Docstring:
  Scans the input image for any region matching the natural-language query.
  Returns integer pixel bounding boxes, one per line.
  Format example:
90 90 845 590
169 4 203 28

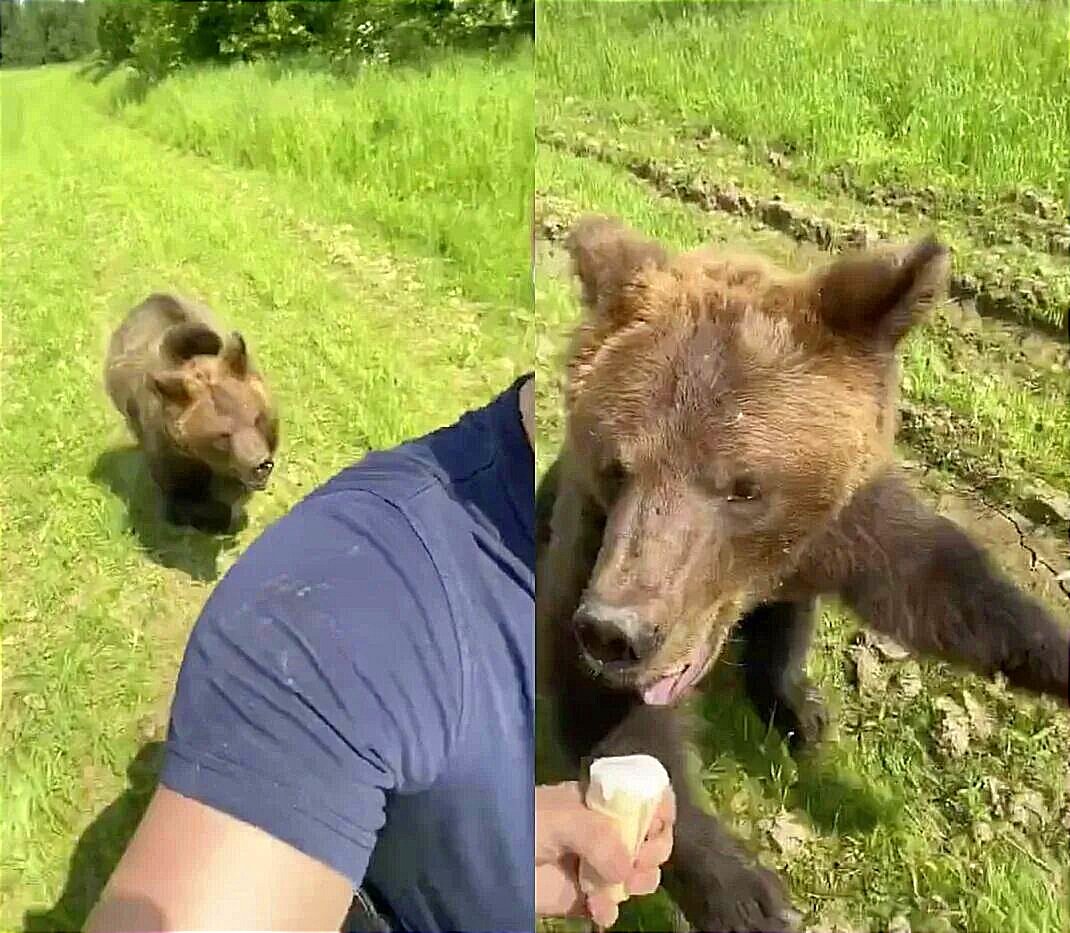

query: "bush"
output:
95 2 141 64
92 0 533 80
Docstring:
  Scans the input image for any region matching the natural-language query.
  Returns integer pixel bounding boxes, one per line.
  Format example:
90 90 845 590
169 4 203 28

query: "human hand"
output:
535 781 675 928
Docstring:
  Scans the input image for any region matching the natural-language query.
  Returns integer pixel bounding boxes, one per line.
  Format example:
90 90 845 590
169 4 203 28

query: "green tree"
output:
96 0 143 64
1 0 47 67
1 0 100 68
91 0 533 79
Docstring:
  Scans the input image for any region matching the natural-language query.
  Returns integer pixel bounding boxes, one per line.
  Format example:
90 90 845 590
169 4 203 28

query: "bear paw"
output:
677 857 798 932
774 681 829 753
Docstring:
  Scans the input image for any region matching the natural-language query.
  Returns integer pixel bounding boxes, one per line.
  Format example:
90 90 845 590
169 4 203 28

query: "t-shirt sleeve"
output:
159 488 464 889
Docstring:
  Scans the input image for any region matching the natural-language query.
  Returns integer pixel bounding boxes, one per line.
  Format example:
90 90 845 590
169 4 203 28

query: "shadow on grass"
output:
107 71 154 109
696 660 902 835
75 58 120 85
73 55 154 106
22 743 165 933
89 447 226 583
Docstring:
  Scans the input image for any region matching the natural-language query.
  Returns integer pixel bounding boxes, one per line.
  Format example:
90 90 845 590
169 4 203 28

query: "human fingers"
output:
534 860 585 919
653 786 676 830
549 807 633 884
585 889 621 930
633 818 673 872
535 783 584 864
625 866 661 897
537 781 630 880
633 787 676 871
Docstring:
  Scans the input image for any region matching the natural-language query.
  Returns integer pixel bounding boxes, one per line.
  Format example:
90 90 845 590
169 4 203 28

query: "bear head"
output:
561 215 949 704
150 322 279 491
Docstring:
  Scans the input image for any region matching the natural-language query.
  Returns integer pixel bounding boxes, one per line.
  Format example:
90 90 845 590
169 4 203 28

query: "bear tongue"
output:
642 641 712 706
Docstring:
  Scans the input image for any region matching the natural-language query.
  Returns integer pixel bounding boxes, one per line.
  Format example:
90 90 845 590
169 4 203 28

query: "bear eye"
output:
727 476 762 503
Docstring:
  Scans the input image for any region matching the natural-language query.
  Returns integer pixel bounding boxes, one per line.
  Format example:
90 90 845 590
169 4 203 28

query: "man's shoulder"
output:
199 380 527 630
308 388 509 512
309 443 452 512
205 455 453 624
161 450 473 866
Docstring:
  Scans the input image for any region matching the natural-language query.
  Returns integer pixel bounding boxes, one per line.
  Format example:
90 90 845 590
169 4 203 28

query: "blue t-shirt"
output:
160 376 535 932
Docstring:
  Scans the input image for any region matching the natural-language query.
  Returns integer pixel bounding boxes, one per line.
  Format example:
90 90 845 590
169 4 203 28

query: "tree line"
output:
1 1 534 75
0 0 100 68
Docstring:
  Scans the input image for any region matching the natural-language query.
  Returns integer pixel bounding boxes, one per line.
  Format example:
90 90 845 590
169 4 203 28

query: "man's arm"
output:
85 487 464 931
85 787 353 932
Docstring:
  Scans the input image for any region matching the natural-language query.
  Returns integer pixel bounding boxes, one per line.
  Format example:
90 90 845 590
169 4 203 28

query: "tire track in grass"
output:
677 119 1070 260
539 127 1070 339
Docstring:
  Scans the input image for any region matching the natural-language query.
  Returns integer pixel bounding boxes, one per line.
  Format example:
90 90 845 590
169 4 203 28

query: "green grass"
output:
537 0 1070 204
95 48 535 316
0 49 532 931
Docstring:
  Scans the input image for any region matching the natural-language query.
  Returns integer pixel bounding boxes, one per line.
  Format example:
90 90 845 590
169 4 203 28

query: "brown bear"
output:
536 216 1070 932
104 293 279 534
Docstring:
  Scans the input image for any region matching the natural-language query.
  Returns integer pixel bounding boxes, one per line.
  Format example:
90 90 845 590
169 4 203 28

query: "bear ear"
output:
814 236 950 346
565 215 669 325
160 322 222 362
151 370 192 404
221 331 248 377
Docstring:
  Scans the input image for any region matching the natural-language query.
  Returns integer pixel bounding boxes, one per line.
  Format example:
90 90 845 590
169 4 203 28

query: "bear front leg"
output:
165 492 235 534
211 475 252 534
536 453 608 696
737 599 829 752
593 702 798 933
805 470 1070 706
150 450 235 534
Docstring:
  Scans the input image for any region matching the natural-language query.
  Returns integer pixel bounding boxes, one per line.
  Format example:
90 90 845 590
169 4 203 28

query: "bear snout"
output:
246 457 274 490
572 598 662 678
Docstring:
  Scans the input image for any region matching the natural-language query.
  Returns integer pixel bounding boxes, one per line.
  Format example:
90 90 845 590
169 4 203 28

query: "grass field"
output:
538 0 1070 204
535 3 1070 933
0 46 533 931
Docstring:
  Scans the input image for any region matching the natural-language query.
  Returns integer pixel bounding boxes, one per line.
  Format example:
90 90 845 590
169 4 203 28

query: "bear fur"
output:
536 216 1070 931
104 293 279 534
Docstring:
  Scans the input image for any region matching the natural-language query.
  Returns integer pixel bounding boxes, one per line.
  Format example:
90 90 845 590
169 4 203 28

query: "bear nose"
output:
573 600 658 672
254 458 274 479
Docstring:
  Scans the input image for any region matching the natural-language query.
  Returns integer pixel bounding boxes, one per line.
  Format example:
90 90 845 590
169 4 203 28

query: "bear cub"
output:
537 216 1070 931
104 293 279 534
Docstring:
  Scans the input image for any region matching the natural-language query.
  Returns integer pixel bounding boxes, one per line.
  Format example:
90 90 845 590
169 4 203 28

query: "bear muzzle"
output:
245 457 274 490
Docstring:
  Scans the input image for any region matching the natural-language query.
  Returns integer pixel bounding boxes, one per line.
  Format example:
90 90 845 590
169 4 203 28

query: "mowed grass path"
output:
1 53 531 930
